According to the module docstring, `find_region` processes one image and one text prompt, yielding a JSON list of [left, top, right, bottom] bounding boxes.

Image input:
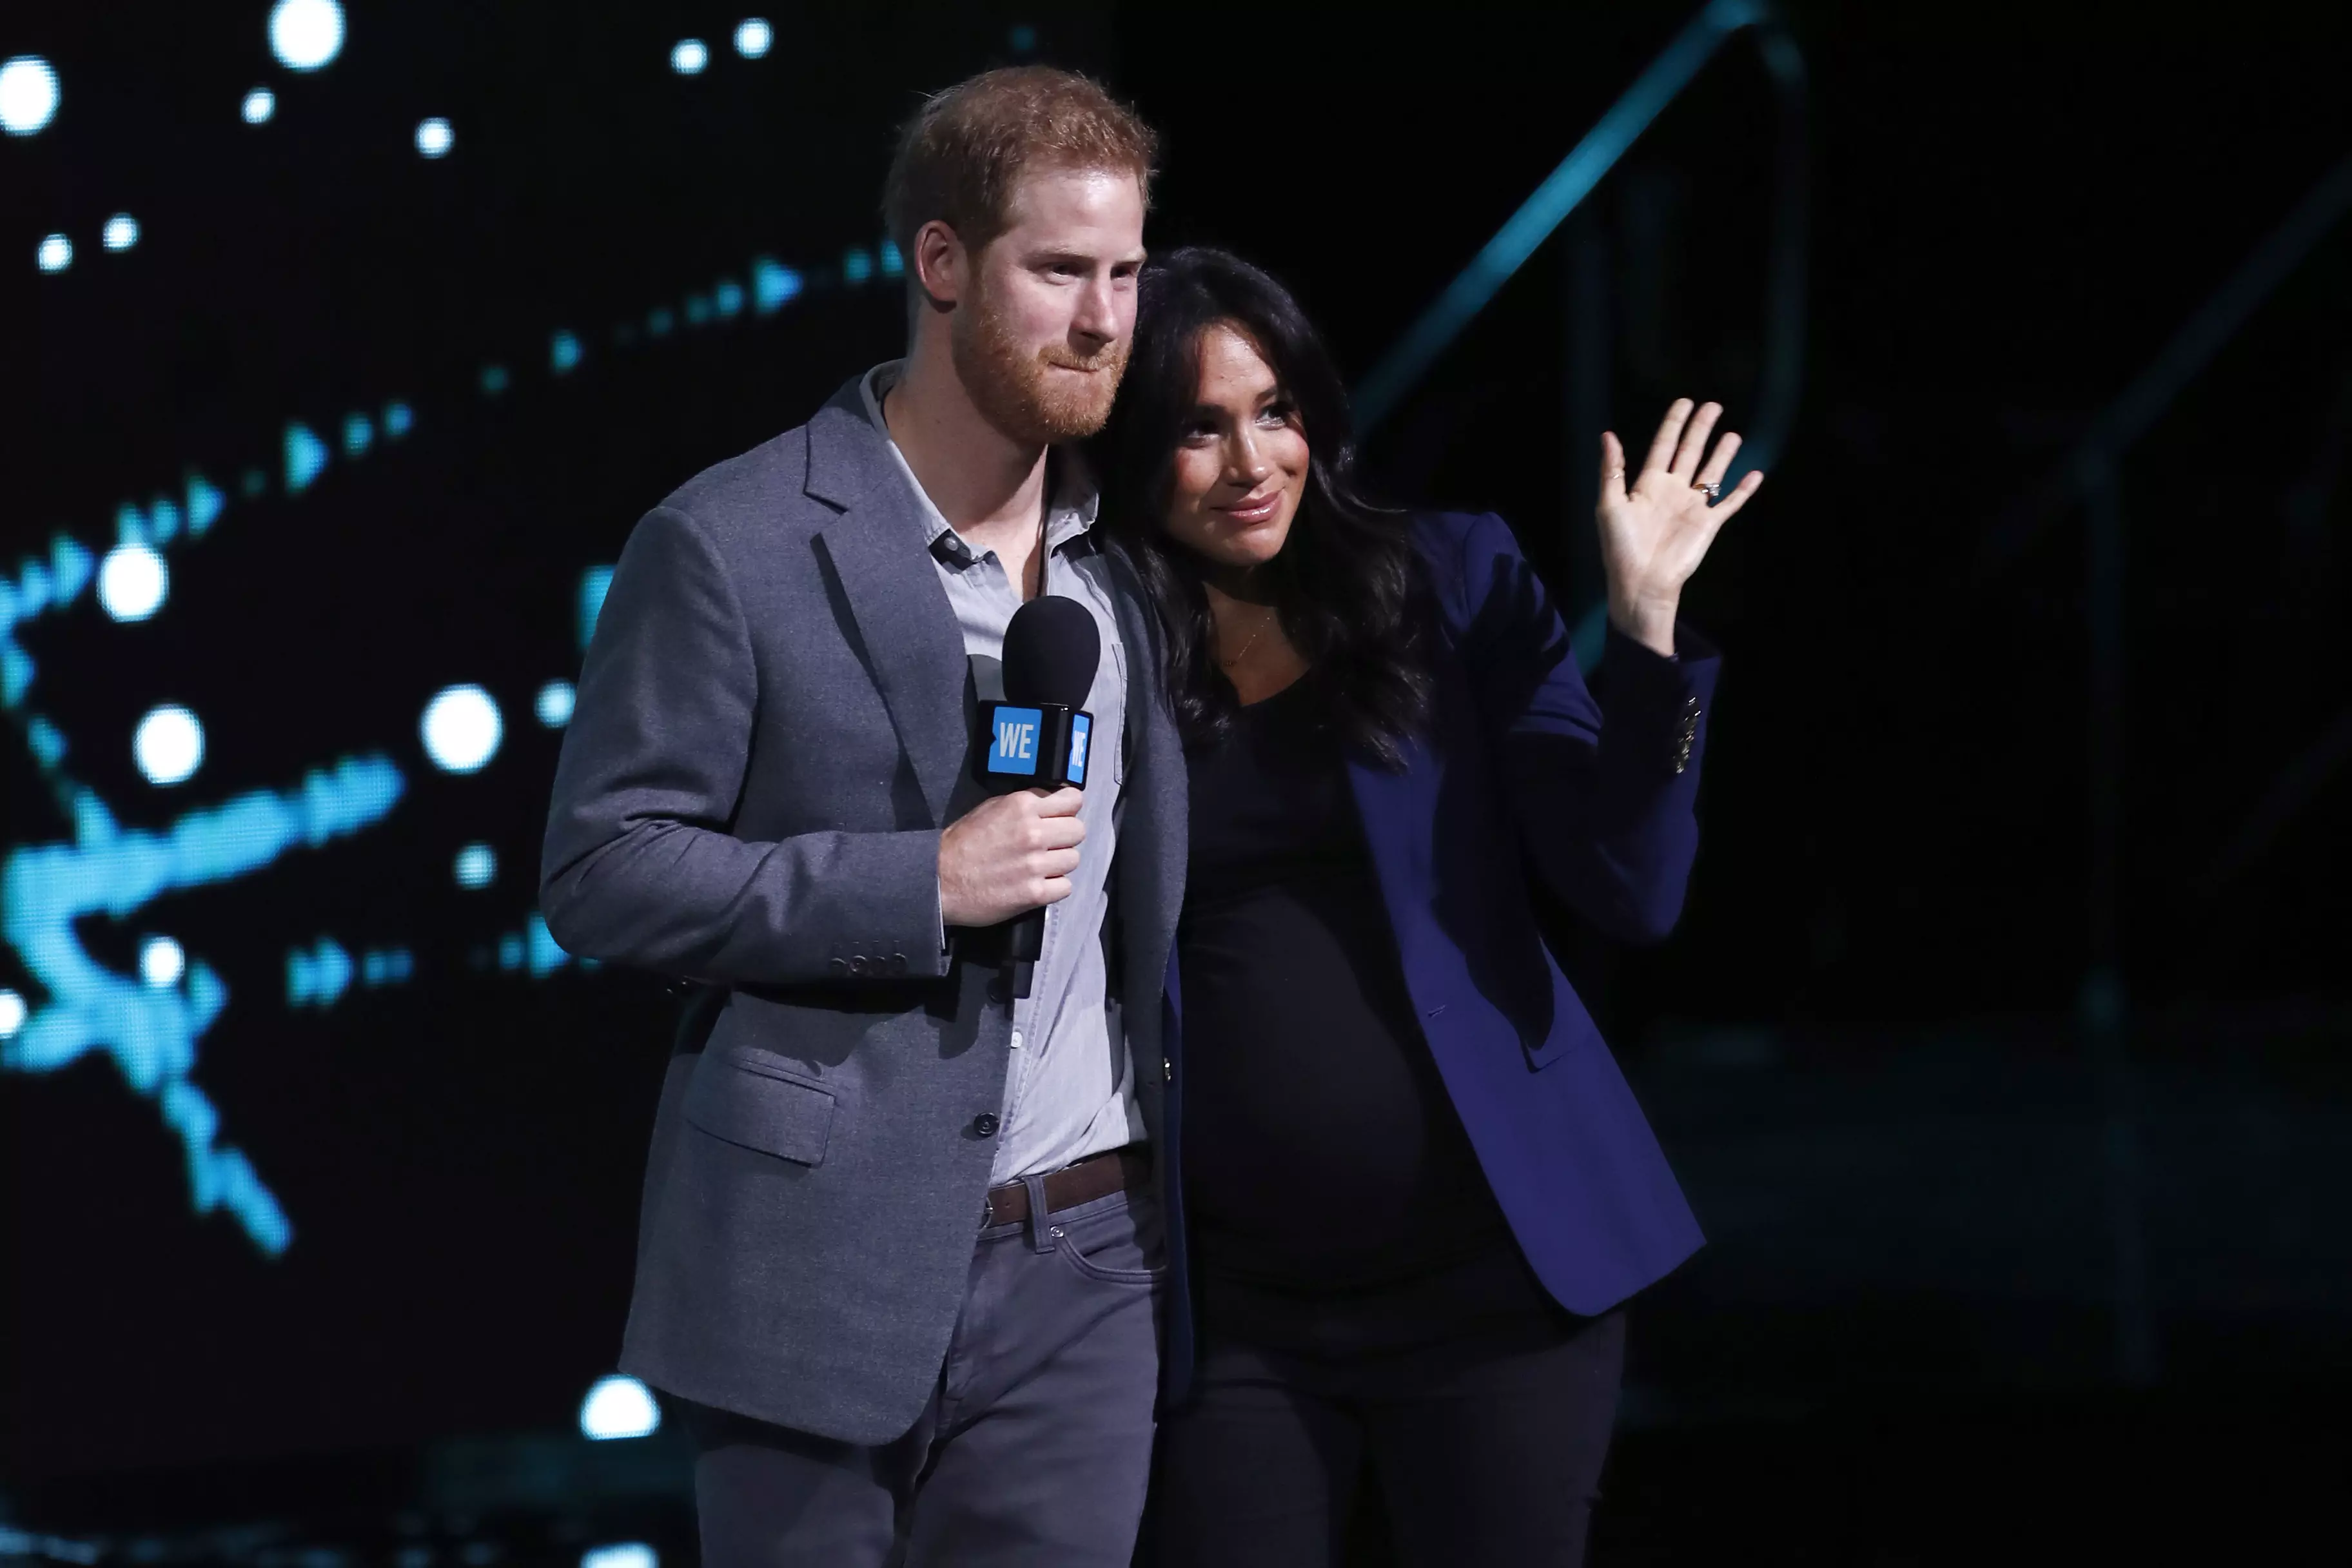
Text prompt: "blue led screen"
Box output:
[[0, 0, 1102, 1483]]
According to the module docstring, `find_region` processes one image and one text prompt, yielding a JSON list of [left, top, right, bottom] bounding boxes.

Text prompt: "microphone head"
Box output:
[[1001, 594, 1100, 709]]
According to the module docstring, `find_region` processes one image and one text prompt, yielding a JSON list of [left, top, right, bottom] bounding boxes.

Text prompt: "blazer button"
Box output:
[[972, 1113, 1000, 1137]]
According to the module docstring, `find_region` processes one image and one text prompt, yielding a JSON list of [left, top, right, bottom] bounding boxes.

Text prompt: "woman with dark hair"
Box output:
[[1090, 246, 1759, 1567]]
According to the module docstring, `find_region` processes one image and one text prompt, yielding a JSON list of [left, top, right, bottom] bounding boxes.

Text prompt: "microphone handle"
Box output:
[[1006, 907, 1044, 999]]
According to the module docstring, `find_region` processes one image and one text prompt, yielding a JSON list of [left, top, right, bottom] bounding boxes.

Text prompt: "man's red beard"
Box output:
[[952, 286, 1130, 446]]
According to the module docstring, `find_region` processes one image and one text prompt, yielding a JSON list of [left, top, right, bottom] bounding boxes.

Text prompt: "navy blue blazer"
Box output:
[[1157, 509, 1715, 1400]]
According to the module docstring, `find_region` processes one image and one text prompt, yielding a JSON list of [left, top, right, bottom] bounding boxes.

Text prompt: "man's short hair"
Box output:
[[883, 66, 1157, 267]]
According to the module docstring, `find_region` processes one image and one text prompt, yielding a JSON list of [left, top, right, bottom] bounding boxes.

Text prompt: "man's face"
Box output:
[[952, 164, 1146, 445]]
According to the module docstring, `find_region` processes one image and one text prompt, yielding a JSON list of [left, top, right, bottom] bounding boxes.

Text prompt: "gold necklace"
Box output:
[[1220, 605, 1277, 669]]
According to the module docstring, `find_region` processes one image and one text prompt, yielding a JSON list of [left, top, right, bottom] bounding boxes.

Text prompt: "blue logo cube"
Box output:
[[986, 706, 1043, 775]]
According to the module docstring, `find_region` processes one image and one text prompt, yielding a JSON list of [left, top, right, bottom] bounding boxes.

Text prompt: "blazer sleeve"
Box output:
[[1445, 511, 1720, 944], [538, 505, 948, 986]]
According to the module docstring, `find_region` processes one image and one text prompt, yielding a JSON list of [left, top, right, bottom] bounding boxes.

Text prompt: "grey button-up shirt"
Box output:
[[861, 362, 1145, 1184]]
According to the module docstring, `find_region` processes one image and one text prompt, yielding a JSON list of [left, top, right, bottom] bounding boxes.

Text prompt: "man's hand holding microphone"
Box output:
[[934, 594, 1101, 995], [939, 787, 1085, 926]]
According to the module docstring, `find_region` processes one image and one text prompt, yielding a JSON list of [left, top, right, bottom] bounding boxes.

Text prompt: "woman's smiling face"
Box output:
[[1159, 320, 1311, 574]]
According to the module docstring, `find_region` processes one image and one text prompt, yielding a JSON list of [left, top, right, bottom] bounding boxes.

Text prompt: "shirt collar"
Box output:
[[860, 360, 1101, 563]]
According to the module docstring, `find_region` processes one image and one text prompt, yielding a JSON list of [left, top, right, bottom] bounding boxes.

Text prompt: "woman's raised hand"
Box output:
[[1596, 399, 1761, 657]]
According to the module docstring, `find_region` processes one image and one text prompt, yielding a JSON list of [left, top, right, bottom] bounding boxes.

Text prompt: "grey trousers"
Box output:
[[684, 1181, 1166, 1567]]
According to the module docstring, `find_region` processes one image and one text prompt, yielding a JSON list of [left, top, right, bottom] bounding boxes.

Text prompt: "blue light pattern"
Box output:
[[5, 230, 856, 1255], [3, 758, 406, 1254]]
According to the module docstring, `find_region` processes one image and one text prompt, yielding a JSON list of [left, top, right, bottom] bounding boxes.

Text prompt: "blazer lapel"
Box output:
[[805, 385, 970, 827]]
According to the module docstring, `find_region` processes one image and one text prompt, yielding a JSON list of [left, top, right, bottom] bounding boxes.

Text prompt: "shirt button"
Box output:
[[1010, 1030, 1024, 1050], [972, 1113, 1000, 1137]]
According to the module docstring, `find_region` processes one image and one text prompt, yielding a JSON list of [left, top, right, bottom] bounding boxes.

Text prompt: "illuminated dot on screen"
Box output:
[[415, 117, 453, 158], [713, 280, 745, 318], [342, 412, 374, 457], [481, 364, 510, 395], [384, 400, 413, 437], [843, 248, 874, 285], [672, 39, 709, 75], [0, 989, 25, 1039], [103, 214, 140, 251], [879, 239, 904, 279], [422, 685, 503, 774], [135, 705, 205, 787], [536, 680, 576, 727], [752, 258, 801, 314], [551, 330, 582, 373], [141, 936, 186, 988], [1009, 23, 1039, 54], [98, 543, 168, 622], [581, 1375, 662, 1440], [0, 56, 61, 137], [37, 234, 72, 273], [582, 1546, 657, 1568], [734, 19, 773, 58], [243, 88, 277, 124], [270, 0, 346, 73], [454, 843, 496, 889]]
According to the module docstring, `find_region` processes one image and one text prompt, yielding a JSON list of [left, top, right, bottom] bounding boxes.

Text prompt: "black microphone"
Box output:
[[975, 596, 1099, 999]]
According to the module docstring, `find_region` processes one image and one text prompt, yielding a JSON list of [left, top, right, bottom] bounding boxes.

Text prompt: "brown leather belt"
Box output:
[[985, 1145, 1152, 1229]]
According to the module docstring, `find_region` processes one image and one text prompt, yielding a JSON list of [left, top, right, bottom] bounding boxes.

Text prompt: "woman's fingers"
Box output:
[[1670, 402, 1723, 478], [1641, 398, 1693, 478], [1705, 468, 1765, 525], [1598, 430, 1630, 506], [1695, 429, 1743, 490]]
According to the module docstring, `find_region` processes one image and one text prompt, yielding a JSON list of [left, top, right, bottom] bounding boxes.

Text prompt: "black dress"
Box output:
[[1157, 672, 1627, 1568], [1177, 671, 1543, 1346]]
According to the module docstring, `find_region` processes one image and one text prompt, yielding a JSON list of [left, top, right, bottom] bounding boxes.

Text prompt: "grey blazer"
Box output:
[[540, 379, 1185, 1444]]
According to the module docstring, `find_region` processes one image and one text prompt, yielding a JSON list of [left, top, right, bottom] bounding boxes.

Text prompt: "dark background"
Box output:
[[5, 0, 2349, 1556]]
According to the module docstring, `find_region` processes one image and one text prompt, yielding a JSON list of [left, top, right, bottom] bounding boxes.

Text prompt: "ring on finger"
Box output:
[[1694, 479, 1721, 500]]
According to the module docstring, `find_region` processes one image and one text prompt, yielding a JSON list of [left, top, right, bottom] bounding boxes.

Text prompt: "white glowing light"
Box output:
[[98, 544, 168, 622], [734, 19, 773, 58], [270, 0, 346, 72], [421, 685, 503, 774], [0, 989, 26, 1039], [671, 39, 709, 75], [141, 936, 186, 988], [580, 1375, 662, 1440], [415, 117, 452, 158], [535, 680, 576, 727], [582, 1547, 656, 1568], [37, 233, 72, 273], [103, 213, 140, 252], [243, 88, 277, 124], [0, 55, 60, 136], [454, 843, 497, 889], [135, 705, 206, 786]]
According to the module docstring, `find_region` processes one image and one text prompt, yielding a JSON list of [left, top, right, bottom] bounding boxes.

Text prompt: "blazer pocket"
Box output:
[[685, 1052, 836, 1166]]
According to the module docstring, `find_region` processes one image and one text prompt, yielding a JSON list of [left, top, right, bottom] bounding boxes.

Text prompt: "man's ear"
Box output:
[[912, 219, 965, 313]]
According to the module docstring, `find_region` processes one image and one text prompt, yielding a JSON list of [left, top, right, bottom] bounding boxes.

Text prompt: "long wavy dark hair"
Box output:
[[1089, 247, 1433, 768]]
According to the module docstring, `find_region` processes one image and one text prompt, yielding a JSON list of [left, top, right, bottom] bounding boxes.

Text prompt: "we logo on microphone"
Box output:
[[988, 707, 1044, 776], [977, 701, 1090, 789]]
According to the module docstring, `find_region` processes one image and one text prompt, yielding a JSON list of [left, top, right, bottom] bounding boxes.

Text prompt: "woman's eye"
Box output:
[[1259, 401, 1295, 426]]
